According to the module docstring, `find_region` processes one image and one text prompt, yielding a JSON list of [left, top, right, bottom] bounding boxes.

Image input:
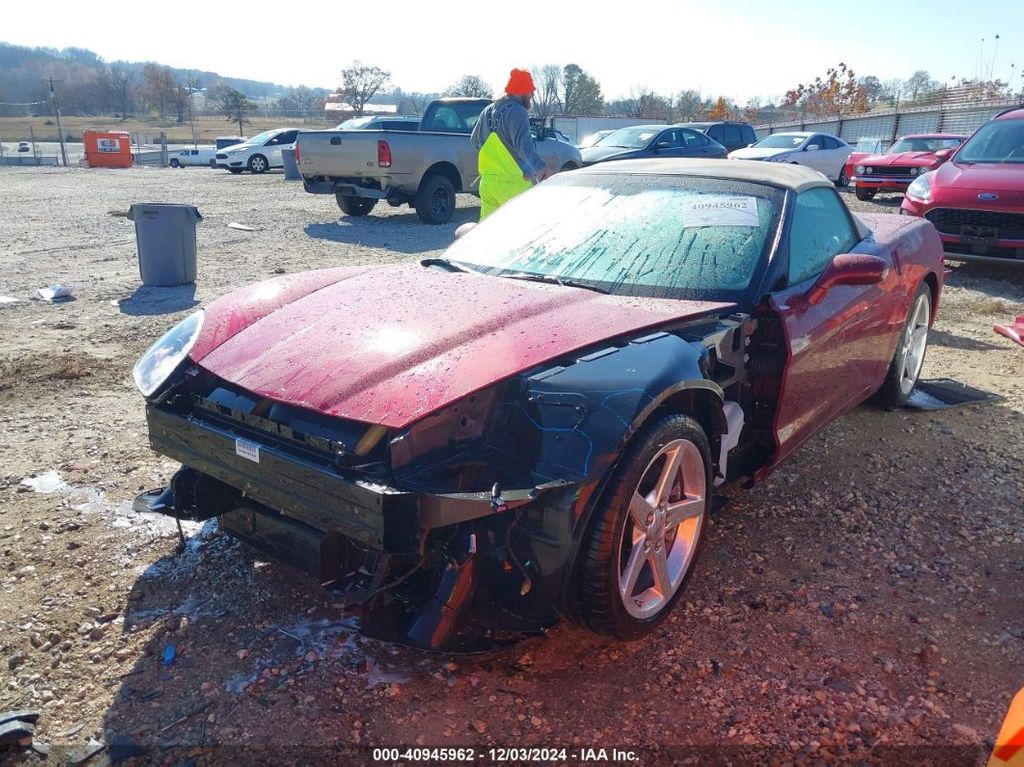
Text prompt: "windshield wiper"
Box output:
[[499, 272, 609, 294], [420, 257, 470, 273]]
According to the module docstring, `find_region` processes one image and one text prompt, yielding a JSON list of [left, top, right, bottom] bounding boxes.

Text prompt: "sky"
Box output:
[[4, 0, 1023, 102]]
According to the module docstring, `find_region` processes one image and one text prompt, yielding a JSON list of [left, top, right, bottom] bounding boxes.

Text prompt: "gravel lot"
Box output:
[[1, 166, 1022, 764]]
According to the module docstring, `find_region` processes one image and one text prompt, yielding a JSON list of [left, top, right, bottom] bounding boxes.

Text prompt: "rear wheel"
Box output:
[[573, 414, 711, 639], [169, 158, 181, 168], [837, 168, 850, 187], [248, 154, 268, 174], [876, 283, 932, 408], [855, 186, 877, 201], [415, 173, 456, 224], [335, 193, 377, 216]]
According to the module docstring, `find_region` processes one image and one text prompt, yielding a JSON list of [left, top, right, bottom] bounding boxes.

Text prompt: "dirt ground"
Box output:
[[0, 166, 1022, 765]]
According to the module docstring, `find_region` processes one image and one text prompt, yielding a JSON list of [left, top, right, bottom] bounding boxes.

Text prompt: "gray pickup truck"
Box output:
[[296, 98, 583, 224]]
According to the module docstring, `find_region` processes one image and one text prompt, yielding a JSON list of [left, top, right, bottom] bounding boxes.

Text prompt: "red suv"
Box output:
[[901, 106, 1024, 265]]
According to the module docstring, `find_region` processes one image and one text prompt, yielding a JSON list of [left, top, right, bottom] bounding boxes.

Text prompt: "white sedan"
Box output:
[[728, 131, 854, 184], [213, 128, 300, 174], [169, 147, 217, 168]]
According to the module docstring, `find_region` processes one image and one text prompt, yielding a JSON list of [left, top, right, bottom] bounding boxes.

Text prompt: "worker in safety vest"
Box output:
[[470, 69, 549, 220]]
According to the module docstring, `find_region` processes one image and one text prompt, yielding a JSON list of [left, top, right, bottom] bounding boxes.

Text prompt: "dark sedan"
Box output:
[[580, 125, 727, 165]]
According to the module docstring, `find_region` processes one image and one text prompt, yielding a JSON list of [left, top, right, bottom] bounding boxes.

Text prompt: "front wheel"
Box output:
[[855, 186, 877, 201], [335, 194, 377, 216], [573, 414, 711, 639], [248, 154, 268, 174], [875, 283, 932, 408], [415, 173, 456, 224]]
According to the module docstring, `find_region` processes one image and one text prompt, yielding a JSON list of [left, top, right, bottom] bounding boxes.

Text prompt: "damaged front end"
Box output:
[[135, 313, 750, 650]]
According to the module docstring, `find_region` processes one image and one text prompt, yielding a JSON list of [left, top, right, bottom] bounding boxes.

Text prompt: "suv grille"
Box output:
[[925, 208, 1024, 240]]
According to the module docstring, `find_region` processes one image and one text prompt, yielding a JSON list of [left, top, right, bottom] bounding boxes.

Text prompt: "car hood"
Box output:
[[861, 151, 941, 166], [934, 160, 1024, 192], [580, 146, 640, 163], [191, 264, 732, 429], [728, 146, 793, 160]]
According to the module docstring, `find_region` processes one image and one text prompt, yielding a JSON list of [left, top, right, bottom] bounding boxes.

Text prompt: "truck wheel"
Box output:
[[335, 194, 377, 217], [169, 158, 181, 168], [855, 187, 877, 201], [248, 154, 268, 174], [415, 173, 456, 224]]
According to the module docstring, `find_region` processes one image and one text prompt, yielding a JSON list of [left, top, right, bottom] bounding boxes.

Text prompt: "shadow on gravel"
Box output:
[[117, 285, 199, 316], [304, 207, 479, 254], [929, 329, 1003, 351], [97, 523, 429, 761]]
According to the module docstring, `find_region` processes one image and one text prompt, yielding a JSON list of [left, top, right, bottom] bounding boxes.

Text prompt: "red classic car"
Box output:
[[849, 134, 966, 200], [133, 160, 944, 648], [901, 107, 1024, 265]]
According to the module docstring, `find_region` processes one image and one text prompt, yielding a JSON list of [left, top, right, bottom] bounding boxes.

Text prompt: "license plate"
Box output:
[[235, 438, 261, 463]]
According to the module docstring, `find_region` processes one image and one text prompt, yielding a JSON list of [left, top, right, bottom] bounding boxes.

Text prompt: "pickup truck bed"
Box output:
[[296, 98, 582, 224]]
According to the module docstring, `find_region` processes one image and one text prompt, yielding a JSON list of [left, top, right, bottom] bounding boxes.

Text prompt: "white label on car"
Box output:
[[235, 438, 261, 463], [682, 196, 759, 227]]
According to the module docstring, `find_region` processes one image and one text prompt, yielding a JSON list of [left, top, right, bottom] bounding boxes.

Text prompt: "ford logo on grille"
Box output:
[[977, 193, 999, 201]]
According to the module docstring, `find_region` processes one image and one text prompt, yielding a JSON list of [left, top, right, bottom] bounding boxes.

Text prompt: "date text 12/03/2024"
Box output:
[[371, 747, 640, 763]]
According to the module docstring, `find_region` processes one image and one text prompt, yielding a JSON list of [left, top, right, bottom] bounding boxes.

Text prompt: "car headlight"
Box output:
[[906, 172, 933, 203], [865, 167, 873, 174], [133, 311, 204, 397], [910, 167, 920, 176], [855, 165, 865, 175]]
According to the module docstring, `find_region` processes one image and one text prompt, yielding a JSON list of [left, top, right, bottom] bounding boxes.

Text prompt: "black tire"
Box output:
[[837, 168, 850, 187], [169, 158, 181, 168], [572, 413, 711, 639], [335, 194, 377, 216], [248, 154, 268, 174], [415, 173, 456, 224], [875, 282, 932, 409], [855, 186, 877, 201], [228, 168, 243, 174], [560, 162, 578, 172]]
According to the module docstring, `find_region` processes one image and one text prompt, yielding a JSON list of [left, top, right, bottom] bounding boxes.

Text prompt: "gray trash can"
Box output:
[[281, 148, 300, 181], [127, 203, 202, 286]]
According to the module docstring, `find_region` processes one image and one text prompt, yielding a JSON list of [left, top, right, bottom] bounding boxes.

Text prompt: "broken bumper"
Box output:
[[146, 405, 419, 552]]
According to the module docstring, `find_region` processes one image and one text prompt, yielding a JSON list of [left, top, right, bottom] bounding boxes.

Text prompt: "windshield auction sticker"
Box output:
[[682, 196, 759, 227]]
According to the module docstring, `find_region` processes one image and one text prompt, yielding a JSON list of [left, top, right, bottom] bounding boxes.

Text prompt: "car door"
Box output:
[[648, 129, 685, 157], [818, 135, 849, 180], [264, 130, 299, 166], [679, 128, 721, 157], [798, 134, 829, 174], [762, 187, 897, 470]]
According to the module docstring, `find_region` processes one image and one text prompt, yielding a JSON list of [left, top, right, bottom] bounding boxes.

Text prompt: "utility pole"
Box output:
[[49, 77, 69, 167]]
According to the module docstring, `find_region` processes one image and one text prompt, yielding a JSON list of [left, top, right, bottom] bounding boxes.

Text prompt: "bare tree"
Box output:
[[673, 90, 704, 121], [443, 75, 492, 99], [210, 85, 253, 135], [339, 61, 390, 116], [532, 64, 562, 117], [143, 63, 176, 117], [905, 70, 938, 102]]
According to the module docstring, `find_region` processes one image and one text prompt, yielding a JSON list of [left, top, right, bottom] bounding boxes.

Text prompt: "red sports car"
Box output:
[[849, 134, 966, 201], [901, 107, 1024, 265], [133, 160, 944, 647]]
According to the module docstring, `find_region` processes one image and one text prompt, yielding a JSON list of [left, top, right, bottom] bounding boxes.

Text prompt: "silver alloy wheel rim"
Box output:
[[252, 156, 265, 172], [618, 439, 706, 620], [899, 292, 931, 395]]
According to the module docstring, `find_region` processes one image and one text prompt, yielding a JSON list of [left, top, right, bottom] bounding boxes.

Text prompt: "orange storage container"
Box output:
[[83, 131, 133, 168]]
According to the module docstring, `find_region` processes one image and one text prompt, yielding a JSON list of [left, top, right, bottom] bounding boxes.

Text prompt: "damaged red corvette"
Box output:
[[133, 160, 944, 648]]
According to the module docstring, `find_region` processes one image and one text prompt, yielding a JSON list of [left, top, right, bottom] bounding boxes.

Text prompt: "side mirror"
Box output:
[[454, 222, 477, 240], [654, 141, 672, 150], [804, 254, 888, 305], [933, 148, 953, 162], [805, 144, 819, 152]]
